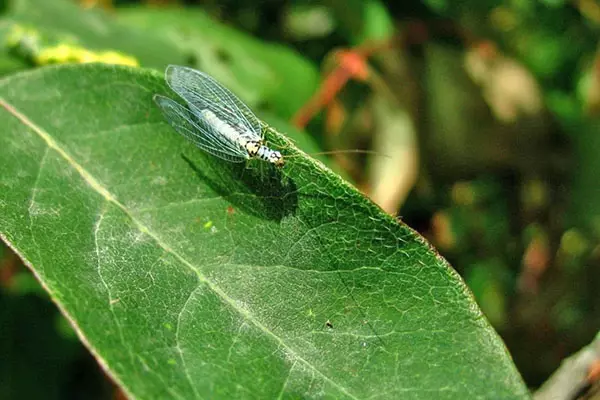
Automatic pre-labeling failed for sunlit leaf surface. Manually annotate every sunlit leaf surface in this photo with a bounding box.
[0,64,528,399]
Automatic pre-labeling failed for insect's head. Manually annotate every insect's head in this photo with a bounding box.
[270,151,285,168]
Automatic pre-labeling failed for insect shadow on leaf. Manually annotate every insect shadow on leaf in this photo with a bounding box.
[181,153,298,222]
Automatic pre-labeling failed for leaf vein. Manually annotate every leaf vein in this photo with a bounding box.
[27,147,49,272]
[175,284,202,399]
[93,201,137,370]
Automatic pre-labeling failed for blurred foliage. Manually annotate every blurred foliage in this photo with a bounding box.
[0,0,599,397]
[0,242,111,399]
[116,6,319,119]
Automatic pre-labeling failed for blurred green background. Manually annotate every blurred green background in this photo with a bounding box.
[0,0,599,397]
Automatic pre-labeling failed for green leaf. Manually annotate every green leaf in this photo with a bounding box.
[1,0,186,68]
[0,64,528,399]
[324,0,395,45]
[117,7,320,119]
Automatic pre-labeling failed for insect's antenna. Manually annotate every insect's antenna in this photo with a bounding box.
[286,149,390,159]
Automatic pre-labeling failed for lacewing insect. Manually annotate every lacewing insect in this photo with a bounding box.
[153,65,284,167]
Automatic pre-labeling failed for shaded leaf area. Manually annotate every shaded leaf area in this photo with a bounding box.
[0,64,527,399]
[0,286,111,400]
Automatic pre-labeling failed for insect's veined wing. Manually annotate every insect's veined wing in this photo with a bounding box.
[153,94,247,163]
[165,65,262,141]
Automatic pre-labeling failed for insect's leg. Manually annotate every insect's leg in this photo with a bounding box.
[239,158,258,182]
[239,161,250,181]
[270,137,295,151]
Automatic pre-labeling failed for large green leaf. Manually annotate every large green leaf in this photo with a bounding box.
[0,64,528,399]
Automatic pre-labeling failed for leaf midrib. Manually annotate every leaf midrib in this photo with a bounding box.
[0,97,360,400]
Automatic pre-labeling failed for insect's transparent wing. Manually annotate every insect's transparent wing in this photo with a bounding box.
[153,95,247,163]
[165,65,263,141]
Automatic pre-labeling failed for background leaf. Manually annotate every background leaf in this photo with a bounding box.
[117,6,320,119]
[0,64,528,398]
[0,0,187,69]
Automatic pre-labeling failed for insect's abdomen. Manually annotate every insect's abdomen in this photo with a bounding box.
[200,109,243,144]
